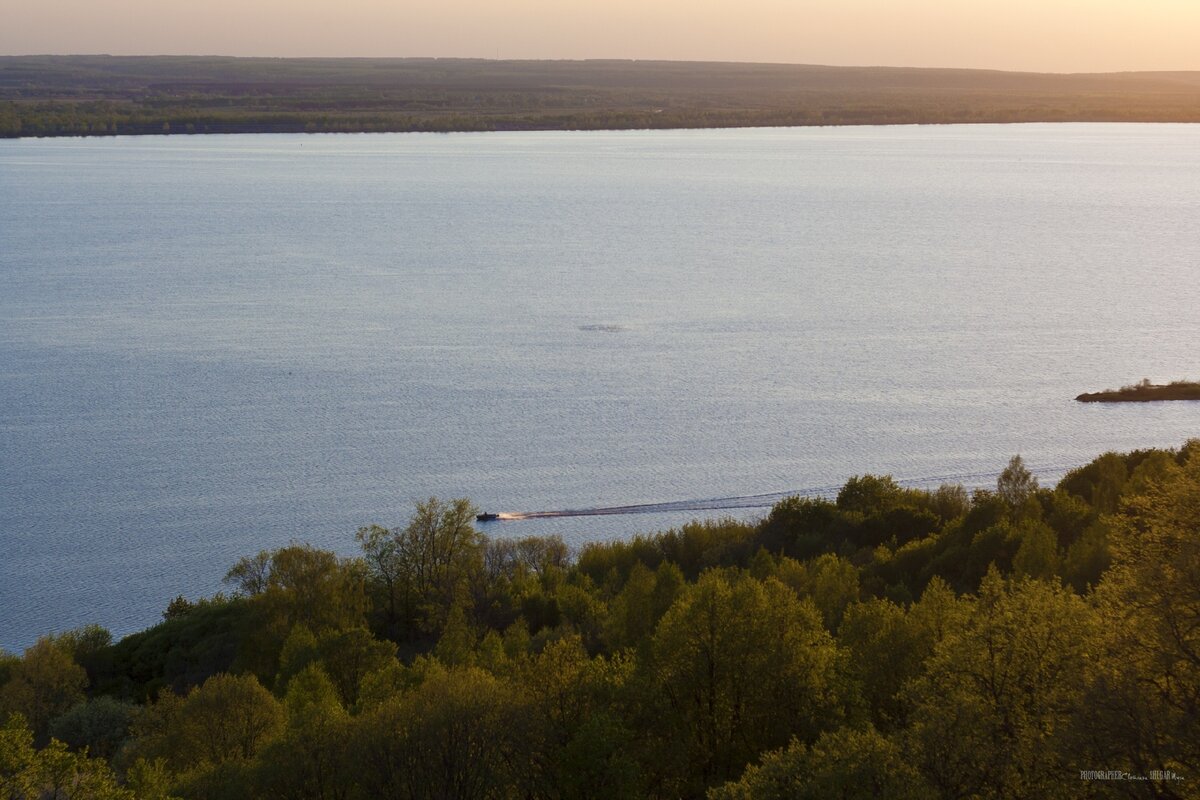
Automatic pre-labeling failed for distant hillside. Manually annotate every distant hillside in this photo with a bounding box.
[2,55,1199,137]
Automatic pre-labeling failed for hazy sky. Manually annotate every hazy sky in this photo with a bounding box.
[4,0,1200,73]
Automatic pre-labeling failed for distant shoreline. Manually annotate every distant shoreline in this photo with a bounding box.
[4,55,1200,139]
[6,120,1200,143]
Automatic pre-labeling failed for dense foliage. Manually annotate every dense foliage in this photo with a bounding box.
[3,443,1198,799]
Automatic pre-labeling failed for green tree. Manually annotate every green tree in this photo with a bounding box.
[552,711,641,800]
[790,553,860,630]
[255,664,351,800]
[708,725,932,800]
[476,631,508,675]
[47,697,134,760]
[514,535,570,578]
[129,674,284,775]
[604,562,657,650]
[758,496,842,558]
[312,628,396,708]
[261,546,367,634]
[1010,518,1060,579]
[162,596,195,621]
[47,625,112,674]
[0,651,17,688]
[0,714,35,798]
[905,576,967,651]
[223,551,271,597]
[1,713,134,800]
[434,599,478,668]
[502,618,532,662]
[1061,519,1110,591]
[1091,452,1129,514]
[516,635,639,798]
[929,483,971,523]
[1073,455,1200,793]
[275,625,320,690]
[354,659,413,713]
[125,757,179,800]
[836,475,905,516]
[837,599,928,729]
[232,546,368,680]
[903,570,1097,799]
[554,580,608,652]
[352,666,522,799]
[997,454,1039,516]
[354,525,403,630]
[179,674,284,767]
[646,572,846,796]
[652,562,685,619]
[0,639,87,742]
[357,498,485,637]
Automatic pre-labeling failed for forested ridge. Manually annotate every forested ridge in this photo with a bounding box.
[4,56,1200,138]
[3,442,1199,799]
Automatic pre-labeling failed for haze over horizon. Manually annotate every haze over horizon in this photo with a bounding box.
[3,0,1200,74]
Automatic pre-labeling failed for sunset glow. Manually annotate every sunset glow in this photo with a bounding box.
[4,0,1200,72]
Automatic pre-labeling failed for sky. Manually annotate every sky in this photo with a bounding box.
[3,0,1200,73]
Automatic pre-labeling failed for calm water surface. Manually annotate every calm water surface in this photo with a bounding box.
[2,125,1198,650]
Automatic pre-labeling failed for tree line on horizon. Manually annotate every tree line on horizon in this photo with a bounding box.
[8,94,1200,139]
[6,55,1200,140]
[2,442,1198,799]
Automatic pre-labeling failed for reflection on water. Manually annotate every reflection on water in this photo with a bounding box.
[1,125,1199,649]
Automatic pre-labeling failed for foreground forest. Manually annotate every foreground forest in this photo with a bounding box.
[3,442,1199,799]
[4,56,1200,137]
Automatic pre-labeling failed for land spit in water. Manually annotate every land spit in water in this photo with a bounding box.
[1076,380,1200,403]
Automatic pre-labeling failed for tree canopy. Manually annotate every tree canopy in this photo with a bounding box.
[3,442,1198,799]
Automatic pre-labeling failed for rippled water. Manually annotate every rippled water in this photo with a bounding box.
[2,125,1199,650]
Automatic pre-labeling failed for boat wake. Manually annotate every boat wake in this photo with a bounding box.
[482,464,1075,522]
[495,491,806,521]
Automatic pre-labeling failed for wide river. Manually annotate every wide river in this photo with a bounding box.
[2,124,1198,650]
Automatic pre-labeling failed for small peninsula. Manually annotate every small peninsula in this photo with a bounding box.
[1076,379,1200,403]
